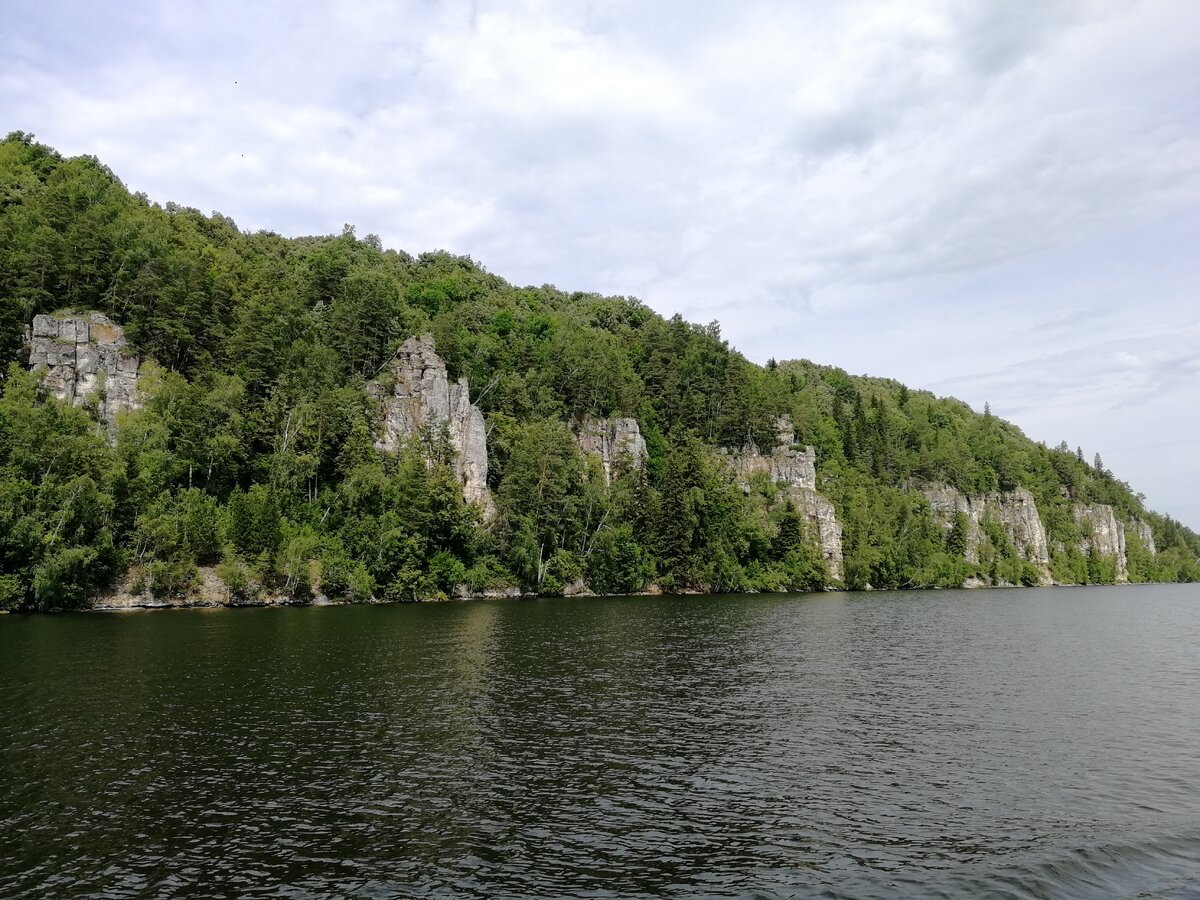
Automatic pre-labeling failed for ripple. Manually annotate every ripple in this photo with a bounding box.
[2,585,1200,897]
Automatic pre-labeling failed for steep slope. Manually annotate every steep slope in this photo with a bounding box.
[1,133,1196,610]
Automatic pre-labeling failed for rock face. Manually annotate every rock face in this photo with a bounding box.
[1074,503,1128,581]
[1131,518,1157,555]
[725,416,843,583]
[26,312,141,432]
[367,335,495,518]
[574,417,647,484]
[988,487,1051,572]
[924,486,1138,584]
[791,490,844,583]
[725,415,819,491]
[922,483,1052,583]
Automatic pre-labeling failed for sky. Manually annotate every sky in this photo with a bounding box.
[3,0,1198,527]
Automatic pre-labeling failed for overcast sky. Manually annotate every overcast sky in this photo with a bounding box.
[3,0,1198,527]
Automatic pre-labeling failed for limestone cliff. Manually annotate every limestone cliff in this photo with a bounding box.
[1131,519,1157,555]
[922,483,1052,583]
[367,335,495,519]
[574,417,647,484]
[724,416,843,583]
[26,312,141,432]
[725,415,818,491]
[790,490,844,584]
[1073,503,1128,581]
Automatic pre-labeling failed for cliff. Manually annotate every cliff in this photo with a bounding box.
[366,335,495,519]
[923,483,1052,584]
[724,416,844,583]
[26,312,141,433]
[1074,503,1129,581]
[1131,519,1157,555]
[922,483,1149,584]
[574,417,647,484]
[4,134,1196,612]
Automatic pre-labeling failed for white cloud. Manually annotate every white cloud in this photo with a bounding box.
[2,0,1198,525]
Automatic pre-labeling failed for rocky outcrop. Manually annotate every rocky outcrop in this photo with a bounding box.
[725,415,818,490]
[1131,518,1157,555]
[790,490,844,583]
[26,312,141,432]
[724,416,843,583]
[367,335,495,519]
[93,566,345,610]
[1074,503,1128,581]
[987,487,1051,572]
[922,483,1052,582]
[925,485,1140,584]
[574,417,647,484]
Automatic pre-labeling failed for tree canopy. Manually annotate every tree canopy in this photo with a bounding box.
[2,133,1196,610]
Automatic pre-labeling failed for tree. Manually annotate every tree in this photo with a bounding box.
[3,132,1197,608]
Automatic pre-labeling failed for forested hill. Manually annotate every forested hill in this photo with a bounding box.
[1,132,1197,611]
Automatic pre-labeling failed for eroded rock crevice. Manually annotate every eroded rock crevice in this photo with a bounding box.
[923,483,1052,583]
[573,416,647,484]
[724,416,844,583]
[367,334,495,518]
[1073,503,1128,581]
[26,312,142,434]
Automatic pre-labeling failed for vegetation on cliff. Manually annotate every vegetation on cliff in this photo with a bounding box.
[1,133,1197,610]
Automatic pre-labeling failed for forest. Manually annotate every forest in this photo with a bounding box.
[2,132,1197,611]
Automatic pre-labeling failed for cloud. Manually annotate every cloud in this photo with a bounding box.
[1,0,1198,524]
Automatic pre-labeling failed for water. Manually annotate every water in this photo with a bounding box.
[2,585,1199,898]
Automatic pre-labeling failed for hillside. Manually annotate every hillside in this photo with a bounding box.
[1,132,1197,611]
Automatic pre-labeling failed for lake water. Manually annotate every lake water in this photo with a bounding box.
[2,585,1199,898]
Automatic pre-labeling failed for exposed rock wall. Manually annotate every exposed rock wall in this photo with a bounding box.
[991,487,1052,572]
[925,484,1139,583]
[791,489,844,583]
[1074,503,1128,581]
[1131,519,1157,555]
[724,416,818,491]
[26,312,141,432]
[725,416,843,582]
[574,417,647,484]
[367,335,495,518]
[922,483,1051,582]
[727,442,819,492]
[922,484,977,555]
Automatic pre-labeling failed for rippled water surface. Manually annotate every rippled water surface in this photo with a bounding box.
[3,585,1200,898]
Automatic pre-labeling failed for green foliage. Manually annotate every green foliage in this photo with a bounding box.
[0,574,23,610]
[227,485,281,557]
[319,545,376,601]
[0,365,122,608]
[34,545,107,610]
[587,524,655,595]
[1,133,1197,609]
[215,554,255,603]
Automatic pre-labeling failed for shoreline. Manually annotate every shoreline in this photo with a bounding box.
[5,578,1175,615]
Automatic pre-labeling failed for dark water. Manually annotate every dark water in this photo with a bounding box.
[2,586,1200,899]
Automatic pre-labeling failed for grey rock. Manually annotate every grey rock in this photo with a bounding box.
[993,487,1052,572]
[75,347,99,375]
[774,414,797,447]
[791,487,844,583]
[31,316,58,338]
[574,416,647,484]
[368,334,496,519]
[923,483,1052,583]
[724,418,818,492]
[1074,503,1129,581]
[723,418,843,583]
[1131,518,1156,555]
[26,312,142,436]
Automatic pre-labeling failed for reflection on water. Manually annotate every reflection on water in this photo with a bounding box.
[2,585,1200,898]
